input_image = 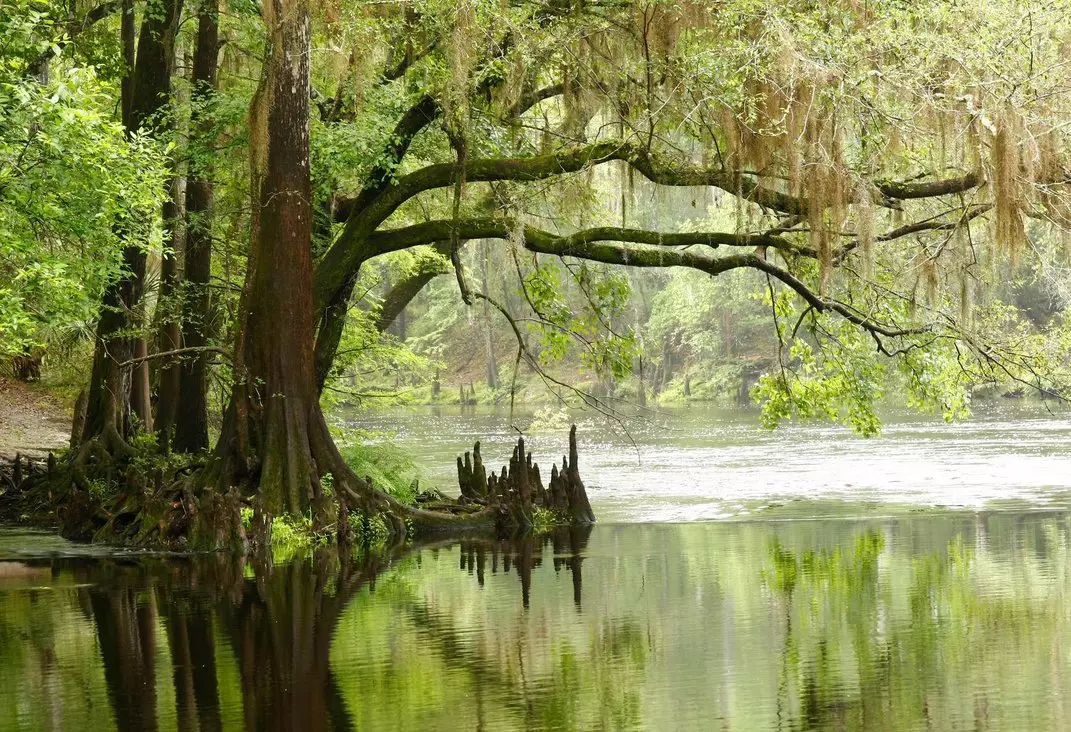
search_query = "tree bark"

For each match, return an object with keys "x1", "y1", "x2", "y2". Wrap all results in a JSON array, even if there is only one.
[
  {"x1": 155, "y1": 172, "x2": 186, "y2": 442},
  {"x1": 83, "y1": 0, "x2": 184, "y2": 441},
  {"x1": 210, "y1": 0, "x2": 327, "y2": 518},
  {"x1": 175, "y1": 0, "x2": 219, "y2": 453}
]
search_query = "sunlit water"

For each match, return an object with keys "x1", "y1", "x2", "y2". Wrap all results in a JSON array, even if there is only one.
[
  {"x1": 4, "y1": 405, "x2": 1071, "y2": 730},
  {"x1": 347, "y1": 401, "x2": 1071, "y2": 522}
]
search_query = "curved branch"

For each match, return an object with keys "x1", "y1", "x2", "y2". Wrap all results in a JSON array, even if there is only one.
[
  {"x1": 835, "y1": 203, "x2": 993, "y2": 263},
  {"x1": 506, "y1": 82, "x2": 566, "y2": 118},
  {"x1": 317, "y1": 140, "x2": 809, "y2": 311},
  {"x1": 364, "y1": 217, "x2": 927, "y2": 340},
  {"x1": 118, "y1": 345, "x2": 232, "y2": 369},
  {"x1": 332, "y1": 84, "x2": 572, "y2": 225},
  {"x1": 332, "y1": 94, "x2": 441, "y2": 223},
  {"x1": 374, "y1": 243, "x2": 451, "y2": 332},
  {"x1": 383, "y1": 41, "x2": 438, "y2": 82},
  {"x1": 365, "y1": 217, "x2": 814, "y2": 258}
]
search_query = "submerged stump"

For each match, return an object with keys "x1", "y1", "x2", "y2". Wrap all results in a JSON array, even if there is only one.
[{"x1": 453, "y1": 425, "x2": 595, "y2": 530}]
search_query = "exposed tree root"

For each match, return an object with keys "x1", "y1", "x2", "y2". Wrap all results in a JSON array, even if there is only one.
[{"x1": 0, "y1": 424, "x2": 595, "y2": 552}]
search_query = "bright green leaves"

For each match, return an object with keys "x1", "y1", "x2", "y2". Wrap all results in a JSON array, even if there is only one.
[
  {"x1": 754, "y1": 314, "x2": 887, "y2": 438},
  {"x1": 897, "y1": 344, "x2": 972, "y2": 424},
  {"x1": 523, "y1": 260, "x2": 639, "y2": 381},
  {"x1": 0, "y1": 6, "x2": 168, "y2": 358},
  {"x1": 750, "y1": 274, "x2": 977, "y2": 437},
  {"x1": 523, "y1": 263, "x2": 572, "y2": 361}
]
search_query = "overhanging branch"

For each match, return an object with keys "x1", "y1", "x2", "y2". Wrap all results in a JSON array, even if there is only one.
[
  {"x1": 366, "y1": 217, "x2": 928, "y2": 340},
  {"x1": 365, "y1": 217, "x2": 815, "y2": 258}
]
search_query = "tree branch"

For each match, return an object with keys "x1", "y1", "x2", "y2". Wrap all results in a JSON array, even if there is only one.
[
  {"x1": 332, "y1": 94, "x2": 441, "y2": 223},
  {"x1": 365, "y1": 217, "x2": 814, "y2": 258},
  {"x1": 876, "y1": 172, "x2": 982, "y2": 200},
  {"x1": 118, "y1": 345, "x2": 232, "y2": 369},
  {"x1": 374, "y1": 242, "x2": 451, "y2": 332},
  {"x1": 835, "y1": 203, "x2": 993, "y2": 263},
  {"x1": 506, "y1": 82, "x2": 566, "y2": 118},
  {"x1": 364, "y1": 217, "x2": 927, "y2": 340}
]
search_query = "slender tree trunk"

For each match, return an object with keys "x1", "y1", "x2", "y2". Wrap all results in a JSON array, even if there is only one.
[
  {"x1": 175, "y1": 0, "x2": 219, "y2": 453},
  {"x1": 636, "y1": 354, "x2": 646, "y2": 407},
  {"x1": 120, "y1": 0, "x2": 134, "y2": 132},
  {"x1": 312, "y1": 279, "x2": 357, "y2": 393},
  {"x1": 480, "y1": 241, "x2": 499, "y2": 389},
  {"x1": 156, "y1": 37, "x2": 190, "y2": 444},
  {"x1": 83, "y1": 0, "x2": 184, "y2": 441},
  {"x1": 133, "y1": 339, "x2": 154, "y2": 433},
  {"x1": 156, "y1": 175, "x2": 185, "y2": 441}
]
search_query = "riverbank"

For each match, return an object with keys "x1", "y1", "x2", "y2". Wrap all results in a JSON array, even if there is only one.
[{"x1": 0, "y1": 378, "x2": 68, "y2": 461}]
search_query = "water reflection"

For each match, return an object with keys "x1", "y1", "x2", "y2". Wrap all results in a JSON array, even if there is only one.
[{"x1": 2, "y1": 515, "x2": 1071, "y2": 730}]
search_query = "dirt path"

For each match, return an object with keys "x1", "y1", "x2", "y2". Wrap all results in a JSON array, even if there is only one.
[{"x1": 0, "y1": 378, "x2": 70, "y2": 460}]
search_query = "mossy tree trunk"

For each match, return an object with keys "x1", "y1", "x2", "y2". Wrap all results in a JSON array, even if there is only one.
[{"x1": 214, "y1": 0, "x2": 324, "y2": 518}]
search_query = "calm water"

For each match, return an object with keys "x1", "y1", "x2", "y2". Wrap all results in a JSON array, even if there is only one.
[
  {"x1": 4, "y1": 406, "x2": 1071, "y2": 731},
  {"x1": 349, "y1": 402, "x2": 1071, "y2": 521}
]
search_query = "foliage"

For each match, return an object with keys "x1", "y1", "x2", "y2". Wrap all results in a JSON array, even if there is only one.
[
  {"x1": 8, "y1": 0, "x2": 1071, "y2": 513},
  {"x1": 528, "y1": 405, "x2": 572, "y2": 433},
  {"x1": 0, "y1": 4, "x2": 167, "y2": 356},
  {"x1": 333, "y1": 427, "x2": 422, "y2": 505}
]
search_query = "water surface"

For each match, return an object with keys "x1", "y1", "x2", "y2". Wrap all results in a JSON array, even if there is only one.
[
  {"x1": 5, "y1": 405, "x2": 1071, "y2": 730},
  {"x1": 349, "y1": 401, "x2": 1071, "y2": 521},
  {"x1": 2, "y1": 513, "x2": 1071, "y2": 730}
]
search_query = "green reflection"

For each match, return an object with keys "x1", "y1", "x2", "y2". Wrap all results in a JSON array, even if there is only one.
[{"x1": 1, "y1": 515, "x2": 1070, "y2": 730}]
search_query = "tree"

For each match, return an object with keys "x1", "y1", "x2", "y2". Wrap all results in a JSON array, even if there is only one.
[
  {"x1": 81, "y1": 0, "x2": 184, "y2": 441},
  {"x1": 212, "y1": 0, "x2": 324, "y2": 518},
  {"x1": 303, "y1": 0, "x2": 1071, "y2": 433},
  {"x1": 8, "y1": 0, "x2": 1071, "y2": 547},
  {"x1": 174, "y1": 0, "x2": 220, "y2": 454}
]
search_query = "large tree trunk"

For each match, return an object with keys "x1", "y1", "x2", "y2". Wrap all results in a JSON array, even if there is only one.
[
  {"x1": 175, "y1": 0, "x2": 219, "y2": 454},
  {"x1": 214, "y1": 0, "x2": 326, "y2": 518},
  {"x1": 196, "y1": 0, "x2": 582, "y2": 540},
  {"x1": 83, "y1": 0, "x2": 184, "y2": 441}
]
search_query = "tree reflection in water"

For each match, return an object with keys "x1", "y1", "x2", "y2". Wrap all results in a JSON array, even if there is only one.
[
  {"x1": 6, "y1": 516, "x2": 1071, "y2": 730},
  {"x1": 62, "y1": 527, "x2": 594, "y2": 731}
]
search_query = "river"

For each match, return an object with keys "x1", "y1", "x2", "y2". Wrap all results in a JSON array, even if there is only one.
[{"x1": 2, "y1": 404, "x2": 1071, "y2": 730}]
